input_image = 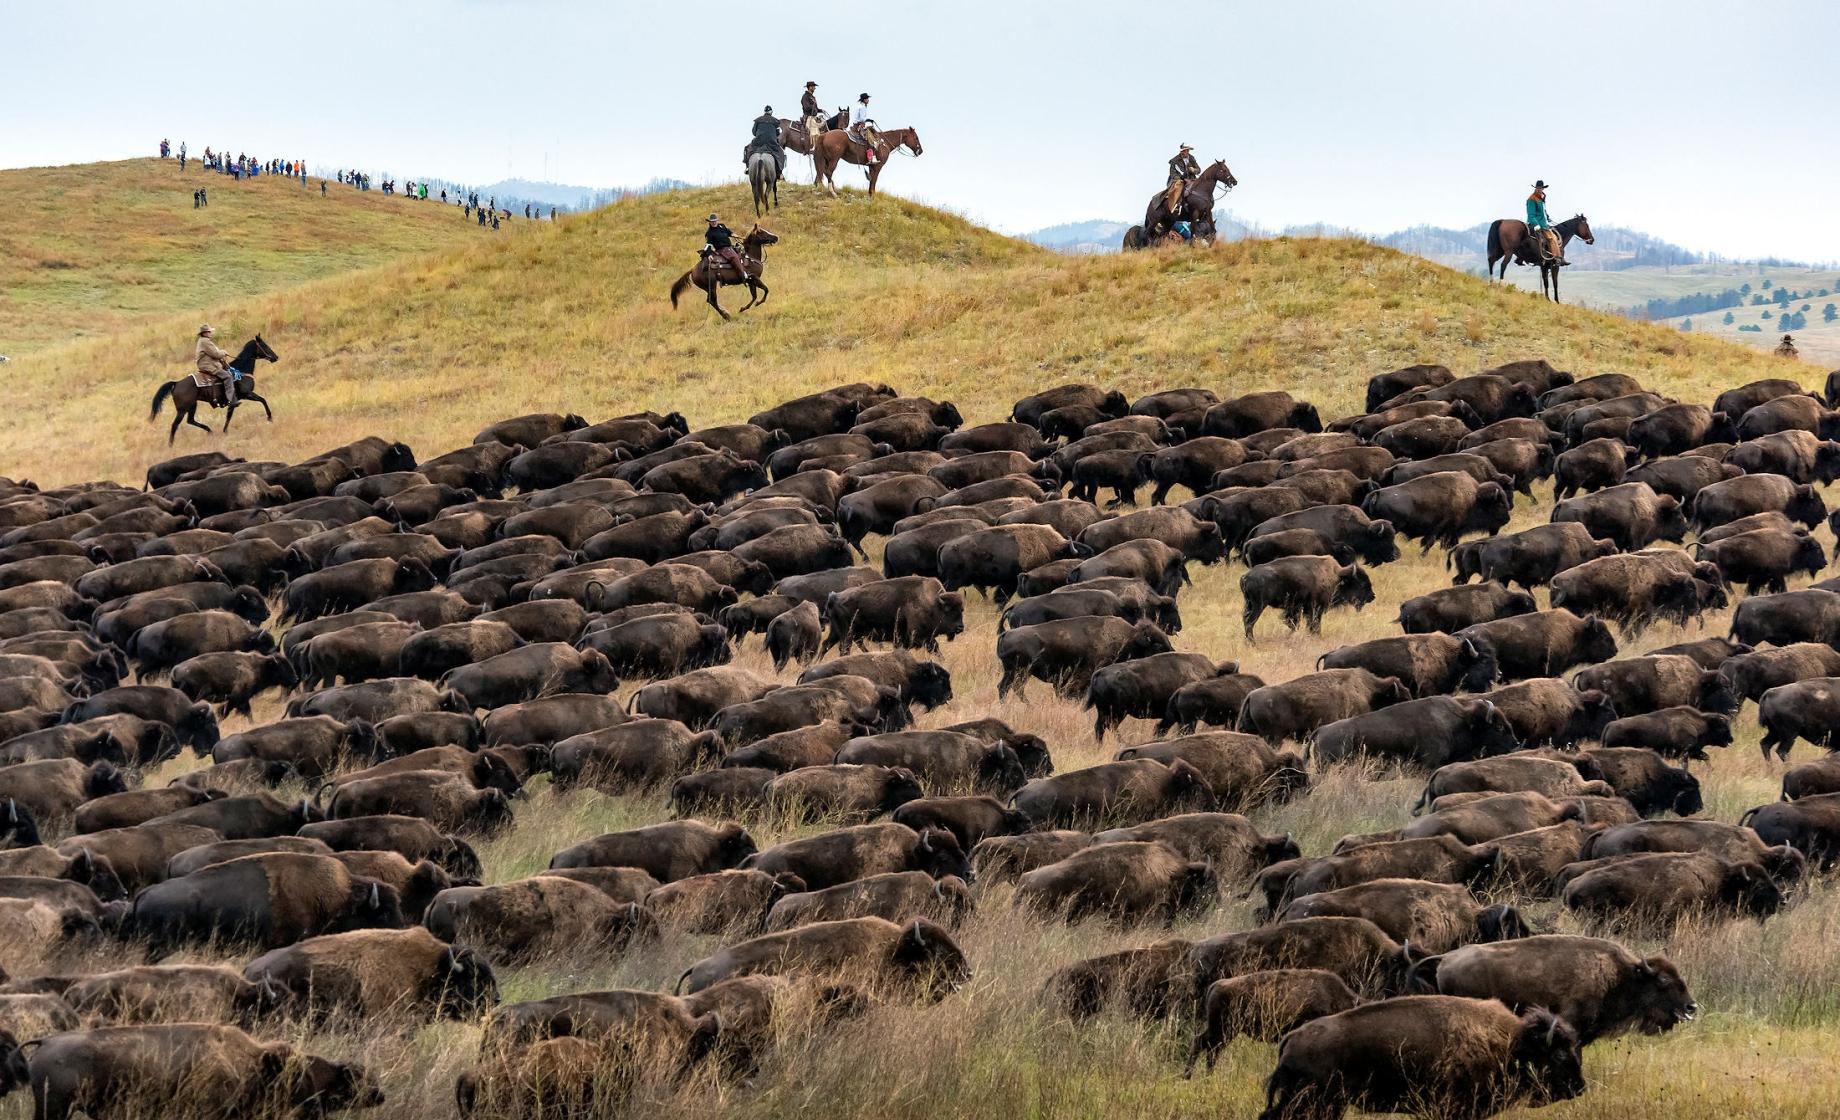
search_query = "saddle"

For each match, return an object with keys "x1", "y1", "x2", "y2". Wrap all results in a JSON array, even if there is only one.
[{"x1": 189, "y1": 372, "x2": 237, "y2": 405}]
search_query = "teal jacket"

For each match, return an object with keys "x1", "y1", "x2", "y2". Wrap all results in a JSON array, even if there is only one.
[{"x1": 1526, "y1": 192, "x2": 1552, "y2": 230}]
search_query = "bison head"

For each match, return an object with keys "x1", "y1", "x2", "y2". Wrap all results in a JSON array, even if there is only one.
[
  {"x1": 0, "y1": 800, "x2": 39, "y2": 849},
  {"x1": 229, "y1": 586, "x2": 271, "y2": 624},
  {"x1": 1456, "y1": 638, "x2": 1500, "y2": 693},
  {"x1": 1621, "y1": 954, "x2": 1697, "y2": 1035},
  {"x1": 82, "y1": 761, "x2": 130, "y2": 800},
  {"x1": 713, "y1": 823, "x2": 759, "y2": 868},
  {"x1": 440, "y1": 836, "x2": 484, "y2": 880},
  {"x1": 1120, "y1": 623, "x2": 1174, "y2": 662},
  {"x1": 1695, "y1": 670, "x2": 1740, "y2": 715},
  {"x1": 1508, "y1": 1009, "x2": 1586, "y2": 1105},
  {"x1": 1655, "y1": 495, "x2": 1691, "y2": 543},
  {"x1": 1787, "y1": 484, "x2": 1829, "y2": 529},
  {"x1": 337, "y1": 879, "x2": 407, "y2": 932},
  {"x1": 1470, "y1": 483, "x2": 1515, "y2": 536},
  {"x1": 1288, "y1": 403, "x2": 1324, "y2": 433},
  {"x1": 65, "y1": 847, "x2": 127, "y2": 901},
  {"x1": 907, "y1": 662, "x2": 953, "y2": 711},
  {"x1": 1723, "y1": 861, "x2": 1787, "y2": 919},
  {"x1": 431, "y1": 945, "x2": 501, "y2": 1019},
  {"x1": 1261, "y1": 833, "x2": 1302, "y2": 866},
  {"x1": 1475, "y1": 902, "x2": 1533, "y2": 942},
  {"x1": 1356, "y1": 521, "x2": 1401, "y2": 565},
  {"x1": 889, "y1": 916, "x2": 972, "y2": 999},
  {"x1": 1760, "y1": 844, "x2": 1808, "y2": 888},
  {"x1": 977, "y1": 744, "x2": 1028, "y2": 795},
  {"x1": 269, "y1": 1050, "x2": 386, "y2": 1116},
  {"x1": 913, "y1": 827, "x2": 974, "y2": 882},
  {"x1": 1333, "y1": 565, "x2": 1376, "y2": 612},
  {"x1": 1578, "y1": 615, "x2": 1619, "y2": 665},
  {"x1": 179, "y1": 702, "x2": 221, "y2": 754},
  {"x1": 1793, "y1": 533, "x2": 1829, "y2": 578}
]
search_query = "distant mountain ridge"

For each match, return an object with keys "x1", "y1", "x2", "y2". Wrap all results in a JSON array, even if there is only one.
[{"x1": 1025, "y1": 215, "x2": 1808, "y2": 274}]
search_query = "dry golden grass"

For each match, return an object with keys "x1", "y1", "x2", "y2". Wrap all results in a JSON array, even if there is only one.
[{"x1": 10, "y1": 168, "x2": 1840, "y2": 1116}]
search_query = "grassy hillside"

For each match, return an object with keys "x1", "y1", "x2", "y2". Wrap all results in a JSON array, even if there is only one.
[
  {"x1": 7, "y1": 178, "x2": 1822, "y2": 486},
  {"x1": 0, "y1": 158, "x2": 479, "y2": 356}
]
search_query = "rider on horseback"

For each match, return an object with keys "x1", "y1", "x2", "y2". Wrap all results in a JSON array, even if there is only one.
[
  {"x1": 850, "y1": 94, "x2": 879, "y2": 163},
  {"x1": 1165, "y1": 144, "x2": 1200, "y2": 217},
  {"x1": 705, "y1": 215, "x2": 750, "y2": 280},
  {"x1": 195, "y1": 324, "x2": 235, "y2": 406},
  {"x1": 801, "y1": 81, "x2": 824, "y2": 137},
  {"x1": 1526, "y1": 180, "x2": 1569, "y2": 266},
  {"x1": 747, "y1": 106, "x2": 787, "y2": 176}
]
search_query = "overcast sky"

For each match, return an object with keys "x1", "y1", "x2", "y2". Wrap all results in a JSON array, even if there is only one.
[{"x1": 7, "y1": 0, "x2": 1836, "y2": 260}]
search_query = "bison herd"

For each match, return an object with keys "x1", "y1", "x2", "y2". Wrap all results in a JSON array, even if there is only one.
[{"x1": 0, "y1": 362, "x2": 1836, "y2": 1115}]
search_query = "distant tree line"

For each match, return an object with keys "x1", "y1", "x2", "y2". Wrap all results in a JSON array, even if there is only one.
[{"x1": 1641, "y1": 289, "x2": 1745, "y2": 320}]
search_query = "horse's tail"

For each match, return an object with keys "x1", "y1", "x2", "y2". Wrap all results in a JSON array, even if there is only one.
[
  {"x1": 669, "y1": 271, "x2": 695, "y2": 308},
  {"x1": 150, "y1": 381, "x2": 175, "y2": 420},
  {"x1": 1485, "y1": 220, "x2": 1502, "y2": 263}
]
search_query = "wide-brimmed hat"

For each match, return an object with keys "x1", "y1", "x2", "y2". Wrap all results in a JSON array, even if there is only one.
[
  {"x1": 707, "y1": 213, "x2": 721, "y2": 222},
  {"x1": 859, "y1": 92, "x2": 871, "y2": 101},
  {"x1": 806, "y1": 81, "x2": 817, "y2": 88},
  {"x1": 1533, "y1": 180, "x2": 1550, "y2": 190},
  {"x1": 1179, "y1": 143, "x2": 1193, "y2": 151},
  {"x1": 198, "y1": 324, "x2": 214, "y2": 335}
]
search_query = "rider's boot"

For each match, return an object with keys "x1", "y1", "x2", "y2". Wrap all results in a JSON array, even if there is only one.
[{"x1": 223, "y1": 378, "x2": 237, "y2": 407}]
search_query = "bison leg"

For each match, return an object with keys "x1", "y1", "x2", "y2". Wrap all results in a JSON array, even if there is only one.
[
  {"x1": 1243, "y1": 600, "x2": 1263, "y2": 641},
  {"x1": 997, "y1": 657, "x2": 1028, "y2": 700}
]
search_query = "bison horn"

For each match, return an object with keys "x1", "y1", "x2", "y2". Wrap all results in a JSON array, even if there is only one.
[
  {"x1": 368, "y1": 882, "x2": 381, "y2": 909},
  {"x1": 920, "y1": 831, "x2": 933, "y2": 852},
  {"x1": 4, "y1": 800, "x2": 15, "y2": 823},
  {"x1": 1545, "y1": 1017, "x2": 1557, "y2": 1046},
  {"x1": 933, "y1": 880, "x2": 946, "y2": 901}
]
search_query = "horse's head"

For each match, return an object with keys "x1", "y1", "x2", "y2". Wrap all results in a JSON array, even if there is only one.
[
  {"x1": 1569, "y1": 214, "x2": 1594, "y2": 245},
  {"x1": 746, "y1": 226, "x2": 780, "y2": 249},
  {"x1": 1205, "y1": 160, "x2": 1238, "y2": 189},
  {"x1": 899, "y1": 128, "x2": 923, "y2": 156},
  {"x1": 253, "y1": 334, "x2": 279, "y2": 363}
]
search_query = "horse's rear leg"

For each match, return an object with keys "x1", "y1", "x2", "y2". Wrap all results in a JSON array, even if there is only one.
[
  {"x1": 706, "y1": 284, "x2": 731, "y2": 321},
  {"x1": 168, "y1": 411, "x2": 183, "y2": 444}
]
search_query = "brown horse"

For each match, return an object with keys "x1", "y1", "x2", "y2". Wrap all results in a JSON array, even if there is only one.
[
  {"x1": 149, "y1": 334, "x2": 278, "y2": 443},
  {"x1": 1487, "y1": 214, "x2": 1594, "y2": 303},
  {"x1": 1138, "y1": 160, "x2": 1238, "y2": 243},
  {"x1": 668, "y1": 226, "x2": 779, "y2": 320},
  {"x1": 812, "y1": 126, "x2": 923, "y2": 196}
]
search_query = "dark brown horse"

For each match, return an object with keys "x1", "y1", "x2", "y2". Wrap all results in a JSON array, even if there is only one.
[
  {"x1": 149, "y1": 335, "x2": 278, "y2": 443},
  {"x1": 1135, "y1": 160, "x2": 1237, "y2": 246},
  {"x1": 812, "y1": 126, "x2": 923, "y2": 197},
  {"x1": 1487, "y1": 214, "x2": 1594, "y2": 303},
  {"x1": 668, "y1": 226, "x2": 779, "y2": 320}
]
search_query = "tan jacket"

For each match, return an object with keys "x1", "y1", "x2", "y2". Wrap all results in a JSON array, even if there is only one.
[{"x1": 196, "y1": 335, "x2": 230, "y2": 377}]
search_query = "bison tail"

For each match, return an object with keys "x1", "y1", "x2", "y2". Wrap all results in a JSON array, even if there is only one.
[
  {"x1": 669, "y1": 271, "x2": 695, "y2": 308},
  {"x1": 673, "y1": 965, "x2": 694, "y2": 996},
  {"x1": 1738, "y1": 804, "x2": 1761, "y2": 828},
  {"x1": 1410, "y1": 782, "x2": 1435, "y2": 816}
]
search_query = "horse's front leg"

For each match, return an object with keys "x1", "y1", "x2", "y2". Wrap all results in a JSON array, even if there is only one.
[
  {"x1": 737, "y1": 281, "x2": 761, "y2": 313},
  {"x1": 244, "y1": 392, "x2": 274, "y2": 421}
]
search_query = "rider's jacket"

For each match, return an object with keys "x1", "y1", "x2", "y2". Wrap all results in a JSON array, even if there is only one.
[
  {"x1": 196, "y1": 335, "x2": 230, "y2": 378},
  {"x1": 801, "y1": 90, "x2": 822, "y2": 119},
  {"x1": 752, "y1": 115, "x2": 782, "y2": 145},
  {"x1": 1168, "y1": 152, "x2": 1200, "y2": 183},
  {"x1": 851, "y1": 103, "x2": 872, "y2": 129},
  {"x1": 1526, "y1": 191, "x2": 1552, "y2": 230},
  {"x1": 706, "y1": 223, "x2": 736, "y2": 251}
]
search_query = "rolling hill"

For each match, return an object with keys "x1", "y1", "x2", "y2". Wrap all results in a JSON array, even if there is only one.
[
  {"x1": 0, "y1": 158, "x2": 480, "y2": 356},
  {"x1": 7, "y1": 173, "x2": 1819, "y2": 487}
]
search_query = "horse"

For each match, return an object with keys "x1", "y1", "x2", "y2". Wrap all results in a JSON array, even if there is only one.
[
  {"x1": 668, "y1": 226, "x2": 779, "y2": 321},
  {"x1": 748, "y1": 151, "x2": 780, "y2": 216},
  {"x1": 149, "y1": 335, "x2": 278, "y2": 444},
  {"x1": 812, "y1": 126, "x2": 923, "y2": 197},
  {"x1": 778, "y1": 119, "x2": 815, "y2": 157},
  {"x1": 1139, "y1": 160, "x2": 1237, "y2": 241},
  {"x1": 1487, "y1": 214, "x2": 1594, "y2": 303}
]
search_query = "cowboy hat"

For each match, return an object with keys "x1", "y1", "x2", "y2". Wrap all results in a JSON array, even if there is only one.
[
  {"x1": 859, "y1": 92, "x2": 871, "y2": 101},
  {"x1": 805, "y1": 81, "x2": 817, "y2": 88},
  {"x1": 198, "y1": 324, "x2": 214, "y2": 335},
  {"x1": 1179, "y1": 143, "x2": 1192, "y2": 150},
  {"x1": 707, "y1": 213, "x2": 721, "y2": 222},
  {"x1": 1533, "y1": 180, "x2": 1550, "y2": 189}
]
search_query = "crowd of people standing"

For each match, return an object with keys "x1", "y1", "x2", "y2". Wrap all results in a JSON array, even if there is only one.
[{"x1": 160, "y1": 138, "x2": 559, "y2": 231}]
